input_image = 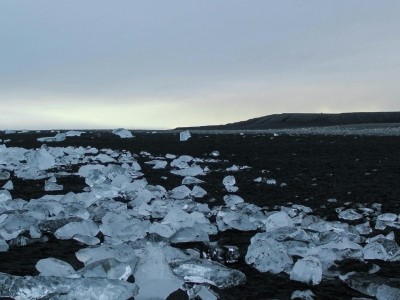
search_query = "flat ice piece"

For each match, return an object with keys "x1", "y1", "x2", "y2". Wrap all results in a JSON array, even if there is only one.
[
  {"x1": 112, "y1": 128, "x2": 133, "y2": 138},
  {"x1": 223, "y1": 195, "x2": 244, "y2": 207},
  {"x1": 26, "y1": 149, "x2": 56, "y2": 170},
  {"x1": 210, "y1": 151, "x2": 220, "y2": 157},
  {"x1": 191, "y1": 185, "x2": 207, "y2": 198},
  {"x1": 245, "y1": 235, "x2": 293, "y2": 274},
  {"x1": 92, "y1": 153, "x2": 116, "y2": 163},
  {"x1": 36, "y1": 258, "x2": 75, "y2": 277},
  {"x1": 77, "y1": 258, "x2": 132, "y2": 281},
  {"x1": 54, "y1": 220, "x2": 99, "y2": 240},
  {"x1": 100, "y1": 212, "x2": 149, "y2": 242},
  {"x1": 338, "y1": 209, "x2": 363, "y2": 221},
  {"x1": 0, "y1": 272, "x2": 138, "y2": 300},
  {"x1": 171, "y1": 166, "x2": 205, "y2": 177},
  {"x1": 162, "y1": 207, "x2": 209, "y2": 231},
  {"x1": 291, "y1": 289, "x2": 315, "y2": 300},
  {"x1": 180, "y1": 130, "x2": 191, "y2": 141},
  {"x1": 170, "y1": 185, "x2": 192, "y2": 199},
  {"x1": 65, "y1": 130, "x2": 84, "y2": 137},
  {"x1": 170, "y1": 227, "x2": 209, "y2": 243},
  {"x1": 290, "y1": 256, "x2": 322, "y2": 285},
  {"x1": 134, "y1": 243, "x2": 184, "y2": 300},
  {"x1": 182, "y1": 176, "x2": 204, "y2": 185},
  {"x1": 264, "y1": 211, "x2": 295, "y2": 232},
  {"x1": 170, "y1": 258, "x2": 246, "y2": 289}
]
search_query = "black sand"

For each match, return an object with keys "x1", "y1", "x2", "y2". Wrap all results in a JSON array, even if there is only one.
[{"x1": 1, "y1": 131, "x2": 399, "y2": 299}]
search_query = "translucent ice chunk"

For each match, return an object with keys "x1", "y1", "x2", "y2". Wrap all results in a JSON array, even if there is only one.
[
  {"x1": 182, "y1": 176, "x2": 204, "y2": 185},
  {"x1": 54, "y1": 220, "x2": 99, "y2": 240},
  {"x1": 26, "y1": 148, "x2": 56, "y2": 170},
  {"x1": 0, "y1": 239, "x2": 9, "y2": 252},
  {"x1": 171, "y1": 166, "x2": 205, "y2": 177},
  {"x1": 76, "y1": 244, "x2": 140, "y2": 266},
  {"x1": 170, "y1": 185, "x2": 192, "y2": 199},
  {"x1": 76, "y1": 258, "x2": 132, "y2": 281},
  {"x1": 180, "y1": 130, "x2": 191, "y2": 141},
  {"x1": 0, "y1": 190, "x2": 12, "y2": 202},
  {"x1": 191, "y1": 185, "x2": 207, "y2": 198},
  {"x1": 36, "y1": 258, "x2": 75, "y2": 277},
  {"x1": 363, "y1": 238, "x2": 400, "y2": 260},
  {"x1": 134, "y1": 243, "x2": 184, "y2": 299},
  {"x1": 0, "y1": 272, "x2": 138, "y2": 300},
  {"x1": 223, "y1": 195, "x2": 244, "y2": 207},
  {"x1": 290, "y1": 256, "x2": 322, "y2": 285},
  {"x1": 245, "y1": 235, "x2": 293, "y2": 274},
  {"x1": 170, "y1": 227, "x2": 210, "y2": 243},
  {"x1": 264, "y1": 211, "x2": 295, "y2": 232},
  {"x1": 170, "y1": 258, "x2": 246, "y2": 289},
  {"x1": 112, "y1": 128, "x2": 133, "y2": 138},
  {"x1": 338, "y1": 209, "x2": 363, "y2": 221}
]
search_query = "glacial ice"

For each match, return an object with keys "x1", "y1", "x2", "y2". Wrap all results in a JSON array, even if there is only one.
[
  {"x1": 338, "y1": 209, "x2": 363, "y2": 221},
  {"x1": 170, "y1": 258, "x2": 246, "y2": 289},
  {"x1": 0, "y1": 272, "x2": 138, "y2": 300},
  {"x1": 264, "y1": 211, "x2": 295, "y2": 232},
  {"x1": 291, "y1": 290, "x2": 315, "y2": 300},
  {"x1": 223, "y1": 175, "x2": 239, "y2": 192},
  {"x1": 180, "y1": 130, "x2": 191, "y2": 141},
  {"x1": 26, "y1": 148, "x2": 56, "y2": 170},
  {"x1": 54, "y1": 220, "x2": 99, "y2": 240},
  {"x1": 2, "y1": 180, "x2": 13, "y2": 190},
  {"x1": 134, "y1": 242, "x2": 184, "y2": 299},
  {"x1": 245, "y1": 235, "x2": 293, "y2": 274},
  {"x1": 290, "y1": 256, "x2": 322, "y2": 285},
  {"x1": 112, "y1": 128, "x2": 133, "y2": 138},
  {"x1": 76, "y1": 258, "x2": 132, "y2": 281},
  {"x1": 35, "y1": 257, "x2": 75, "y2": 277}
]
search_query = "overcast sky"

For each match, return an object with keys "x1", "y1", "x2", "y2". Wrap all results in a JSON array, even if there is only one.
[{"x1": 1, "y1": 1, "x2": 399, "y2": 129}]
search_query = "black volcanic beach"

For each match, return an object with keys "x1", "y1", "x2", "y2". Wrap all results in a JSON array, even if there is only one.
[{"x1": 1, "y1": 130, "x2": 400, "y2": 299}]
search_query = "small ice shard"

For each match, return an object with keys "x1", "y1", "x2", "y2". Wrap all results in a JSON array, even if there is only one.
[
  {"x1": 222, "y1": 211, "x2": 257, "y2": 231},
  {"x1": 35, "y1": 258, "x2": 75, "y2": 277},
  {"x1": 2, "y1": 180, "x2": 13, "y2": 190},
  {"x1": 223, "y1": 195, "x2": 244, "y2": 207},
  {"x1": 92, "y1": 153, "x2": 116, "y2": 163},
  {"x1": 171, "y1": 165, "x2": 205, "y2": 177},
  {"x1": 266, "y1": 179, "x2": 277, "y2": 185},
  {"x1": 290, "y1": 256, "x2": 322, "y2": 285},
  {"x1": 170, "y1": 185, "x2": 192, "y2": 199},
  {"x1": 210, "y1": 151, "x2": 220, "y2": 157},
  {"x1": 291, "y1": 290, "x2": 315, "y2": 300},
  {"x1": 180, "y1": 130, "x2": 191, "y2": 141},
  {"x1": 223, "y1": 175, "x2": 238, "y2": 192},
  {"x1": 147, "y1": 159, "x2": 168, "y2": 169},
  {"x1": 226, "y1": 165, "x2": 239, "y2": 172},
  {"x1": 65, "y1": 130, "x2": 84, "y2": 137},
  {"x1": 134, "y1": 243, "x2": 184, "y2": 299},
  {"x1": 191, "y1": 185, "x2": 207, "y2": 198},
  {"x1": 26, "y1": 148, "x2": 56, "y2": 170},
  {"x1": 166, "y1": 153, "x2": 176, "y2": 159},
  {"x1": 254, "y1": 177, "x2": 262, "y2": 182},
  {"x1": 170, "y1": 227, "x2": 210, "y2": 243},
  {"x1": 112, "y1": 128, "x2": 133, "y2": 138},
  {"x1": 369, "y1": 264, "x2": 381, "y2": 274},
  {"x1": 338, "y1": 209, "x2": 363, "y2": 220},
  {"x1": 327, "y1": 198, "x2": 337, "y2": 203},
  {"x1": 76, "y1": 258, "x2": 132, "y2": 281},
  {"x1": 54, "y1": 220, "x2": 99, "y2": 240},
  {"x1": 170, "y1": 258, "x2": 246, "y2": 289},
  {"x1": 171, "y1": 155, "x2": 193, "y2": 169},
  {"x1": 0, "y1": 272, "x2": 138, "y2": 299},
  {"x1": 182, "y1": 176, "x2": 204, "y2": 185},
  {"x1": 377, "y1": 213, "x2": 398, "y2": 222},
  {"x1": 264, "y1": 211, "x2": 295, "y2": 232},
  {"x1": 245, "y1": 235, "x2": 293, "y2": 274}
]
